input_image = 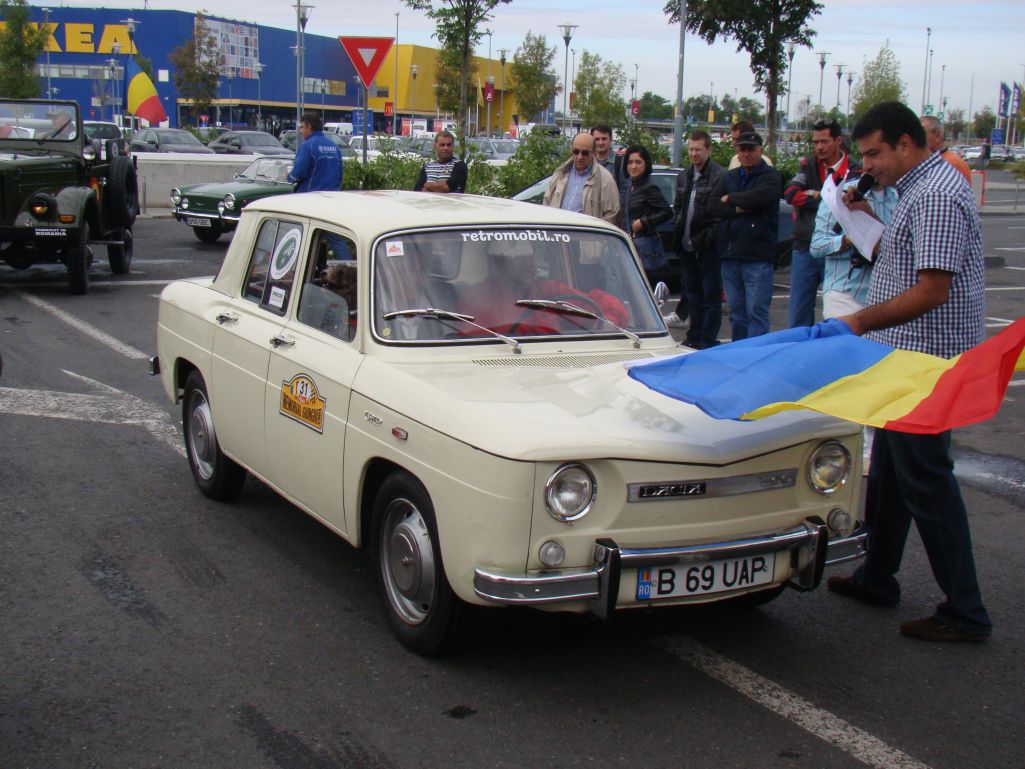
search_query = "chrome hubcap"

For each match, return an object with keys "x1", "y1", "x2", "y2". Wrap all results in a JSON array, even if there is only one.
[
  {"x1": 381, "y1": 498, "x2": 435, "y2": 625},
  {"x1": 187, "y1": 390, "x2": 217, "y2": 481}
]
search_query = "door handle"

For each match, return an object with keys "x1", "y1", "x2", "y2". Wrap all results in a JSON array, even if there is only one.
[
  {"x1": 215, "y1": 312, "x2": 238, "y2": 324},
  {"x1": 270, "y1": 335, "x2": 295, "y2": 348}
]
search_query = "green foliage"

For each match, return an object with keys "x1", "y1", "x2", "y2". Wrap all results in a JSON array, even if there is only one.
[
  {"x1": 167, "y1": 13, "x2": 221, "y2": 120},
  {"x1": 509, "y1": 31, "x2": 559, "y2": 123},
  {"x1": 664, "y1": 0, "x2": 823, "y2": 151},
  {"x1": 850, "y1": 42, "x2": 907, "y2": 125},
  {"x1": 0, "y1": 0, "x2": 50, "y2": 98},
  {"x1": 638, "y1": 91, "x2": 673, "y2": 121},
  {"x1": 493, "y1": 132, "x2": 565, "y2": 194},
  {"x1": 573, "y1": 50, "x2": 627, "y2": 128},
  {"x1": 617, "y1": 123, "x2": 670, "y2": 165},
  {"x1": 1009, "y1": 161, "x2": 1025, "y2": 180},
  {"x1": 972, "y1": 106, "x2": 996, "y2": 139},
  {"x1": 944, "y1": 107, "x2": 966, "y2": 140}
]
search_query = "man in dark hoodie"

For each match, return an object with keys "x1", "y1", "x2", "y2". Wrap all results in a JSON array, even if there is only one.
[{"x1": 708, "y1": 131, "x2": 781, "y2": 341}]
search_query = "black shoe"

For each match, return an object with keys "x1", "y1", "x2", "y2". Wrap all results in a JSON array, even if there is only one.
[
  {"x1": 826, "y1": 575, "x2": 899, "y2": 608},
  {"x1": 899, "y1": 616, "x2": 990, "y2": 642}
]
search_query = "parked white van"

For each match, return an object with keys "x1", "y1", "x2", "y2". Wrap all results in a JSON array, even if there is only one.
[{"x1": 324, "y1": 122, "x2": 353, "y2": 136}]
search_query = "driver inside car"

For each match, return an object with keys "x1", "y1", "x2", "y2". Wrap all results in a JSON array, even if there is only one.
[{"x1": 456, "y1": 240, "x2": 629, "y2": 335}]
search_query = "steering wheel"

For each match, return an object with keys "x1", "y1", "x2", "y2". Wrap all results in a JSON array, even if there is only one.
[{"x1": 507, "y1": 293, "x2": 604, "y2": 336}]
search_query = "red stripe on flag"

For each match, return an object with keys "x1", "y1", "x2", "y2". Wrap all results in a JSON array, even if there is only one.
[{"x1": 134, "y1": 94, "x2": 167, "y2": 125}]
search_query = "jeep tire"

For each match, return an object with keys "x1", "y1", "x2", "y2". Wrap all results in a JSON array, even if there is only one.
[
  {"x1": 67, "y1": 220, "x2": 91, "y2": 294},
  {"x1": 106, "y1": 156, "x2": 139, "y2": 229},
  {"x1": 107, "y1": 227, "x2": 133, "y2": 274}
]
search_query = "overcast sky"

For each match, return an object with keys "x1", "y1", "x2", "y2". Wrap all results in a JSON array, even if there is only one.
[{"x1": 61, "y1": 0, "x2": 1024, "y2": 123}]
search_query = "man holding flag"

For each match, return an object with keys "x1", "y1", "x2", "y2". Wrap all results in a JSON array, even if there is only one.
[{"x1": 829, "y1": 101, "x2": 991, "y2": 642}]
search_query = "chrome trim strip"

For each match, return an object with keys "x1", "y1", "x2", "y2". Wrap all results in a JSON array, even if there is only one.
[
  {"x1": 627, "y1": 468, "x2": 798, "y2": 502},
  {"x1": 825, "y1": 521, "x2": 868, "y2": 565}
]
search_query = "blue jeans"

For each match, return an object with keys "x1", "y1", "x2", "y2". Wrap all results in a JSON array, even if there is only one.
[
  {"x1": 851, "y1": 429, "x2": 992, "y2": 633},
  {"x1": 787, "y1": 247, "x2": 824, "y2": 328},
  {"x1": 720, "y1": 258, "x2": 773, "y2": 341},
  {"x1": 680, "y1": 248, "x2": 722, "y2": 346}
]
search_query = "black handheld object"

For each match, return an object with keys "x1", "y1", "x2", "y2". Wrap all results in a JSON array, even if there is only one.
[{"x1": 850, "y1": 173, "x2": 876, "y2": 202}]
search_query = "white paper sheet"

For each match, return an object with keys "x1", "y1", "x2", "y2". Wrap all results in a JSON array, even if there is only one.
[{"x1": 819, "y1": 174, "x2": 885, "y2": 261}]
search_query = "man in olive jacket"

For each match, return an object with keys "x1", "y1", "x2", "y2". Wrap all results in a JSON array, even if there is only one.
[
  {"x1": 707, "y1": 131, "x2": 781, "y2": 341},
  {"x1": 543, "y1": 132, "x2": 621, "y2": 227}
]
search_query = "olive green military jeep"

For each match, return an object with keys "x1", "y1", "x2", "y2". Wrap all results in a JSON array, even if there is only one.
[{"x1": 0, "y1": 99, "x2": 138, "y2": 294}]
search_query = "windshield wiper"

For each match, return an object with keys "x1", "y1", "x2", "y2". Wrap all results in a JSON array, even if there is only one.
[
  {"x1": 382, "y1": 308, "x2": 522, "y2": 354},
  {"x1": 514, "y1": 299, "x2": 642, "y2": 348}
]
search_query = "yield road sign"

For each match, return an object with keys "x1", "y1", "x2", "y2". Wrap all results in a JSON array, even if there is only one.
[{"x1": 340, "y1": 36, "x2": 394, "y2": 89}]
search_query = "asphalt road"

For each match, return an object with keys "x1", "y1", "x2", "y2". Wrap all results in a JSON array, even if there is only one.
[{"x1": 1, "y1": 206, "x2": 1024, "y2": 769}]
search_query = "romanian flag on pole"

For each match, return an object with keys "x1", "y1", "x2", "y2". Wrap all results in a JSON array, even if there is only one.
[
  {"x1": 125, "y1": 59, "x2": 167, "y2": 125},
  {"x1": 628, "y1": 318, "x2": 1025, "y2": 434}
]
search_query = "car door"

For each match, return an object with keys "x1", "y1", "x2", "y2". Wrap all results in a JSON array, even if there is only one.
[
  {"x1": 209, "y1": 216, "x2": 303, "y2": 479},
  {"x1": 263, "y1": 227, "x2": 362, "y2": 534}
]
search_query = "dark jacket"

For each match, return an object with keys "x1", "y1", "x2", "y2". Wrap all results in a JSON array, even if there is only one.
[
  {"x1": 783, "y1": 152, "x2": 857, "y2": 249},
  {"x1": 672, "y1": 159, "x2": 724, "y2": 254},
  {"x1": 621, "y1": 174, "x2": 672, "y2": 237},
  {"x1": 708, "y1": 160, "x2": 781, "y2": 263}
]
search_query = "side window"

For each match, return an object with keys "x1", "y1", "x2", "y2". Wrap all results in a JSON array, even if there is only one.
[
  {"x1": 296, "y1": 229, "x2": 359, "y2": 341},
  {"x1": 243, "y1": 219, "x2": 303, "y2": 315}
]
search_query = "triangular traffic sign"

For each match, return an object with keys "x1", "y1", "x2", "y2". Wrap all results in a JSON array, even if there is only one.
[{"x1": 339, "y1": 36, "x2": 394, "y2": 89}]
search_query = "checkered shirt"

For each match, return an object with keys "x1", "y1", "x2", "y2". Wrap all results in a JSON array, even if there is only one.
[{"x1": 865, "y1": 152, "x2": 985, "y2": 357}]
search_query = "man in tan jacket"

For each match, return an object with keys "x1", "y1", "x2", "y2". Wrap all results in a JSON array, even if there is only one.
[{"x1": 543, "y1": 132, "x2": 621, "y2": 226}]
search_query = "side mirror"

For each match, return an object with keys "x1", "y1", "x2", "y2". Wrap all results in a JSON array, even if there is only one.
[{"x1": 652, "y1": 281, "x2": 670, "y2": 308}]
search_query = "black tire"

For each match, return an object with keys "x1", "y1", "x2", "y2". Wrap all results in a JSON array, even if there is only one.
[
  {"x1": 67, "y1": 220, "x2": 91, "y2": 295},
  {"x1": 106, "y1": 155, "x2": 139, "y2": 229},
  {"x1": 193, "y1": 226, "x2": 222, "y2": 243},
  {"x1": 107, "y1": 227, "x2": 133, "y2": 274},
  {"x1": 373, "y1": 471, "x2": 465, "y2": 655},
  {"x1": 182, "y1": 371, "x2": 246, "y2": 501}
]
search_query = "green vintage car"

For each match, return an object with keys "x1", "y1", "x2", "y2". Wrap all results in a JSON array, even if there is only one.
[{"x1": 170, "y1": 155, "x2": 294, "y2": 243}]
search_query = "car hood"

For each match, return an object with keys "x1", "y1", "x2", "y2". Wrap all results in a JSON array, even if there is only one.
[
  {"x1": 159, "y1": 143, "x2": 215, "y2": 154},
  {"x1": 354, "y1": 351, "x2": 855, "y2": 464},
  {"x1": 179, "y1": 179, "x2": 291, "y2": 197}
]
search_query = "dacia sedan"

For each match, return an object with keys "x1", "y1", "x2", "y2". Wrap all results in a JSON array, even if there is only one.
[{"x1": 152, "y1": 191, "x2": 866, "y2": 654}]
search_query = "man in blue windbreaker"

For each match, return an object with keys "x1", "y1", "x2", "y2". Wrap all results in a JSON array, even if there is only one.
[{"x1": 288, "y1": 112, "x2": 342, "y2": 192}]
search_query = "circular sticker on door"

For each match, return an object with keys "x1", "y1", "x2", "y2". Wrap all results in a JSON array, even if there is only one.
[{"x1": 269, "y1": 228, "x2": 302, "y2": 280}]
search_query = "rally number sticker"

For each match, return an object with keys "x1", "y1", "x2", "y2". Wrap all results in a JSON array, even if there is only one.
[{"x1": 279, "y1": 373, "x2": 327, "y2": 433}]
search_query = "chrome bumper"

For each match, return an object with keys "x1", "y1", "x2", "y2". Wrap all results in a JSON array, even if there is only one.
[{"x1": 473, "y1": 518, "x2": 868, "y2": 618}]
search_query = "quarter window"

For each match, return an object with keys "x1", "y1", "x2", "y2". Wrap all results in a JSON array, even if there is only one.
[{"x1": 243, "y1": 219, "x2": 303, "y2": 315}]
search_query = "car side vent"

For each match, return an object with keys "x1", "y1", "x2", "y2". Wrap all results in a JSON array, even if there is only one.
[{"x1": 473, "y1": 352, "x2": 656, "y2": 367}]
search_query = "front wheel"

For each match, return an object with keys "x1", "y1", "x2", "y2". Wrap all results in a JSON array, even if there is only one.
[
  {"x1": 193, "y1": 225, "x2": 222, "y2": 243},
  {"x1": 67, "y1": 220, "x2": 92, "y2": 294},
  {"x1": 182, "y1": 371, "x2": 246, "y2": 500},
  {"x1": 373, "y1": 472, "x2": 465, "y2": 655}
]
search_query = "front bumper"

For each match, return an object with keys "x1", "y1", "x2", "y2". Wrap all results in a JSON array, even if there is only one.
[
  {"x1": 474, "y1": 518, "x2": 868, "y2": 618},
  {"x1": 171, "y1": 207, "x2": 240, "y2": 227}
]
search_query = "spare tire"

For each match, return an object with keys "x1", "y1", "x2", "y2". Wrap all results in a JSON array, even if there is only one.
[{"x1": 106, "y1": 155, "x2": 139, "y2": 229}]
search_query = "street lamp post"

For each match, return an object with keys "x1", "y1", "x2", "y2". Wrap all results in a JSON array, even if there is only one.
[
  {"x1": 42, "y1": 7, "x2": 52, "y2": 98},
  {"x1": 938, "y1": 63, "x2": 946, "y2": 118},
  {"x1": 293, "y1": 1, "x2": 313, "y2": 141},
  {"x1": 485, "y1": 29, "x2": 493, "y2": 136},
  {"x1": 557, "y1": 23, "x2": 576, "y2": 132},
  {"x1": 846, "y1": 70, "x2": 854, "y2": 131},
  {"x1": 634, "y1": 62, "x2": 639, "y2": 109},
  {"x1": 410, "y1": 64, "x2": 418, "y2": 124},
  {"x1": 486, "y1": 75, "x2": 494, "y2": 137},
  {"x1": 111, "y1": 41, "x2": 122, "y2": 125},
  {"x1": 834, "y1": 63, "x2": 845, "y2": 113},
  {"x1": 926, "y1": 48, "x2": 934, "y2": 112},
  {"x1": 498, "y1": 48, "x2": 508, "y2": 138},
  {"x1": 784, "y1": 41, "x2": 796, "y2": 136},
  {"x1": 320, "y1": 80, "x2": 326, "y2": 116},
  {"x1": 921, "y1": 27, "x2": 931, "y2": 113},
  {"x1": 393, "y1": 12, "x2": 399, "y2": 135},
  {"x1": 817, "y1": 51, "x2": 830, "y2": 113},
  {"x1": 254, "y1": 62, "x2": 264, "y2": 128}
]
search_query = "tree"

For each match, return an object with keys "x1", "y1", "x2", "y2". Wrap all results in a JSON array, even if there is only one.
[
  {"x1": 849, "y1": 41, "x2": 907, "y2": 125},
  {"x1": 683, "y1": 94, "x2": 717, "y2": 123},
  {"x1": 572, "y1": 50, "x2": 627, "y2": 128},
  {"x1": 405, "y1": 0, "x2": 510, "y2": 145},
  {"x1": 664, "y1": 0, "x2": 823, "y2": 152},
  {"x1": 0, "y1": 0, "x2": 50, "y2": 98},
  {"x1": 638, "y1": 91, "x2": 673, "y2": 120},
  {"x1": 972, "y1": 106, "x2": 996, "y2": 140},
  {"x1": 944, "y1": 107, "x2": 966, "y2": 141},
  {"x1": 167, "y1": 13, "x2": 221, "y2": 123},
  {"x1": 434, "y1": 48, "x2": 476, "y2": 119},
  {"x1": 508, "y1": 31, "x2": 559, "y2": 123}
]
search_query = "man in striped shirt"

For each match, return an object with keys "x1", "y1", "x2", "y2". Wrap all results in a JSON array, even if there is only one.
[
  {"x1": 827, "y1": 101, "x2": 991, "y2": 643},
  {"x1": 414, "y1": 131, "x2": 467, "y2": 193}
]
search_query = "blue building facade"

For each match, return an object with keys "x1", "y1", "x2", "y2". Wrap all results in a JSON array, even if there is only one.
[{"x1": 28, "y1": 5, "x2": 367, "y2": 132}]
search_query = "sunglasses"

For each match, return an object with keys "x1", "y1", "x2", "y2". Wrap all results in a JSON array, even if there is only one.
[{"x1": 571, "y1": 148, "x2": 591, "y2": 156}]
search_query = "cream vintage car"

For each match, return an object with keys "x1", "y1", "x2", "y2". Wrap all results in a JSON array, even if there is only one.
[{"x1": 153, "y1": 191, "x2": 866, "y2": 654}]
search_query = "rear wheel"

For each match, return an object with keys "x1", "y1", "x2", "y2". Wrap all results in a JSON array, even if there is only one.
[
  {"x1": 182, "y1": 371, "x2": 246, "y2": 501},
  {"x1": 373, "y1": 472, "x2": 465, "y2": 655},
  {"x1": 67, "y1": 220, "x2": 92, "y2": 295},
  {"x1": 193, "y1": 226, "x2": 222, "y2": 243},
  {"x1": 107, "y1": 227, "x2": 133, "y2": 274}
]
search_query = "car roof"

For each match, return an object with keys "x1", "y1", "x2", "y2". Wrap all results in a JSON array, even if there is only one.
[{"x1": 246, "y1": 190, "x2": 626, "y2": 234}]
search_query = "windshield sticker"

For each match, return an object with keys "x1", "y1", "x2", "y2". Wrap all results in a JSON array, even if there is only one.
[
  {"x1": 279, "y1": 373, "x2": 326, "y2": 433},
  {"x1": 385, "y1": 241, "x2": 404, "y2": 256},
  {"x1": 460, "y1": 230, "x2": 571, "y2": 243},
  {"x1": 268, "y1": 286, "x2": 286, "y2": 308},
  {"x1": 269, "y1": 228, "x2": 301, "y2": 279}
]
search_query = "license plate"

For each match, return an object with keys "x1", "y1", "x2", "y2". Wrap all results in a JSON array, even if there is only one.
[
  {"x1": 636, "y1": 553, "x2": 775, "y2": 601},
  {"x1": 186, "y1": 217, "x2": 212, "y2": 227}
]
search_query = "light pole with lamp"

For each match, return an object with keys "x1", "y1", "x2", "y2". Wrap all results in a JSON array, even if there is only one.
[
  {"x1": 42, "y1": 7, "x2": 52, "y2": 98},
  {"x1": 410, "y1": 64, "x2": 418, "y2": 125},
  {"x1": 845, "y1": 70, "x2": 854, "y2": 131},
  {"x1": 557, "y1": 23, "x2": 576, "y2": 132},
  {"x1": 320, "y1": 80, "x2": 326, "y2": 115},
  {"x1": 393, "y1": 11, "x2": 399, "y2": 135},
  {"x1": 816, "y1": 51, "x2": 829, "y2": 113},
  {"x1": 486, "y1": 75, "x2": 495, "y2": 137},
  {"x1": 937, "y1": 63, "x2": 946, "y2": 118},
  {"x1": 484, "y1": 29, "x2": 493, "y2": 136},
  {"x1": 110, "y1": 41, "x2": 122, "y2": 126},
  {"x1": 926, "y1": 48, "x2": 934, "y2": 112},
  {"x1": 293, "y1": 1, "x2": 313, "y2": 141},
  {"x1": 834, "y1": 63, "x2": 845, "y2": 114},
  {"x1": 254, "y1": 62, "x2": 264, "y2": 129},
  {"x1": 498, "y1": 48, "x2": 508, "y2": 138},
  {"x1": 784, "y1": 41, "x2": 795, "y2": 136},
  {"x1": 709, "y1": 81, "x2": 714, "y2": 121},
  {"x1": 121, "y1": 17, "x2": 139, "y2": 128},
  {"x1": 921, "y1": 27, "x2": 931, "y2": 113}
]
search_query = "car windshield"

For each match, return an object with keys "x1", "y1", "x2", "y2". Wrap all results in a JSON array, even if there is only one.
[
  {"x1": 373, "y1": 227, "x2": 663, "y2": 344},
  {"x1": 0, "y1": 100, "x2": 78, "y2": 142},
  {"x1": 238, "y1": 157, "x2": 292, "y2": 182},
  {"x1": 157, "y1": 129, "x2": 203, "y2": 145},
  {"x1": 240, "y1": 132, "x2": 282, "y2": 147}
]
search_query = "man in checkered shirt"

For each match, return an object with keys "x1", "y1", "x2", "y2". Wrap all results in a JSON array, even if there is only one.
[{"x1": 826, "y1": 101, "x2": 991, "y2": 643}]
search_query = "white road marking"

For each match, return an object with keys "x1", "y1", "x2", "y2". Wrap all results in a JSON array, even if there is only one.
[
  {"x1": 994, "y1": 247, "x2": 1025, "y2": 251},
  {"x1": 3, "y1": 279, "x2": 176, "y2": 288},
  {"x1": 14, "y1": 292, "x2": 149, "y2": 359},
  {"x1": 0, "y1": 371, "x2": 184, "y2": 457},
  {"x1": 653, "y1": 635, "x2": 932, "y2": 769}
]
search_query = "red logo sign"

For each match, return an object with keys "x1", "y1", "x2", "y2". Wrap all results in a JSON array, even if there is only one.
[
  {"x1": 384, "y1": 101, "x2": 394, "y2": 117},
  {"x1": 631, "y1": 99, "x2": 640, "y2": 117},
  {"x1": 339, "y1": 36, "x2": 394, "y2": 89},
  {"x1": 484, "y1": 82, "x2": 494, "y2": 104}
]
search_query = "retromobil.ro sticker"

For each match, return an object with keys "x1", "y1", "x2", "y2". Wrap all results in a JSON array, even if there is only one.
[{"x1": 279, "y1": 373, "x2": 326, "y2": 433}]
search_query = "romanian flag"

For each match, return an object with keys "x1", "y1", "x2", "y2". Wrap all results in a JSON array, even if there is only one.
[
  {"x1": 628, "y1": 318, "x2": 1025, "y2": 434},
  {"x1": 126, "y1": 59, "x2": 167, "y2": 125}
]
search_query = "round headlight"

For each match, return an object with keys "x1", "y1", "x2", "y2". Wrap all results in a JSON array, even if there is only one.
[
  {"x1": 170, "y1": 188, "x2": 182, "y2": 205},
  {"x1": 181, "y1": 198, "x2": 189, "y2": 210},
  {"x1": 544, "y1": 463, "x2": 596, "y2": 522},
  {"x1": 808, "y1": 441, "x2": 851, "y2": 495},
  {"x1": 223, "y1": 193, "x2": 236, "y2": 210}
]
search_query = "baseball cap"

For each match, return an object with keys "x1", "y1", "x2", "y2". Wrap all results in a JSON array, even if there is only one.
[{"x1": 734, "y1": 131, "x2": 763, "y2": 147}]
